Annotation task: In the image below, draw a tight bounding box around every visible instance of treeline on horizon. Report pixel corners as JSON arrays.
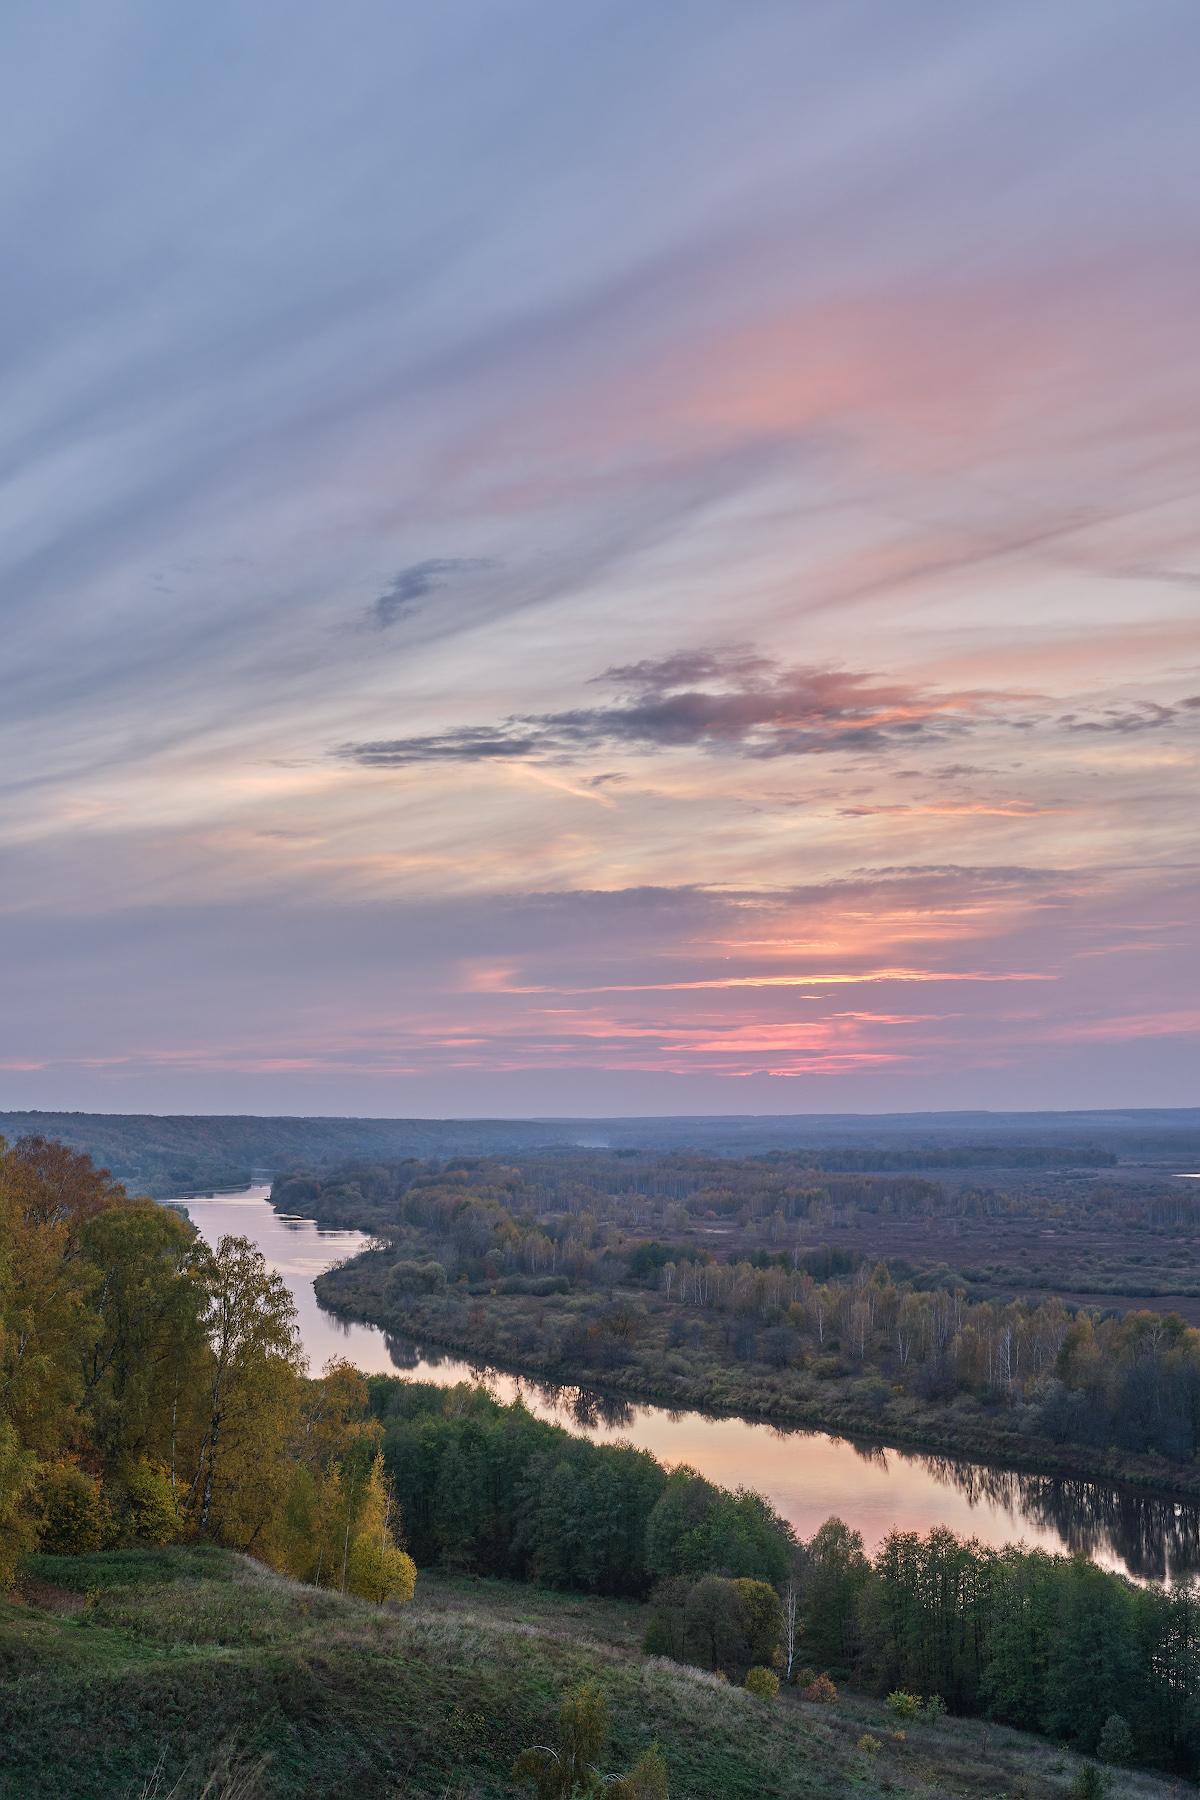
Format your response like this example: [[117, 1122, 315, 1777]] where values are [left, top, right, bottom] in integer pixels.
[[280, 1145, 1200, 1238], [4, 1104, 1196, 1197]]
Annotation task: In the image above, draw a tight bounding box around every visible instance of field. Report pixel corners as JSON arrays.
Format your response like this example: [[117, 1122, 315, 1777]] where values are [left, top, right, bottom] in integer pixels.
[[1, 1546, 1190, 1799], [788, 1183, 1200, 1326]]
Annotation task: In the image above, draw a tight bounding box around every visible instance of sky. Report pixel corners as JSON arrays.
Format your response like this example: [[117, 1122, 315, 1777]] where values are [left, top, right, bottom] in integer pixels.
[[2, 0, 1198, 1117]]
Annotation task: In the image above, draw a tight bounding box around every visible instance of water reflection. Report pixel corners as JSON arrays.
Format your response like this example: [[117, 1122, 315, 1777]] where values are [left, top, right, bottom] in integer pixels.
[[177, 1184, 1200, 1585], [534, 1383, 637, 1432], [368, 1350, 1200, 1583], [895, 1454, 1200, 1582], [983, 1472, 1200, 1584]]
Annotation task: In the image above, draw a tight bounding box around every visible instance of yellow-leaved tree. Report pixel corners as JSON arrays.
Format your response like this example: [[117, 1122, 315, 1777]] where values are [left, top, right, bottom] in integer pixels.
[[345, 1450, 416, 1605], [272, 1359, 383, 1584], [0, 1135, 381, 1587], [185, 1234, 304, 1550], [1, 1136, 127, 1578]]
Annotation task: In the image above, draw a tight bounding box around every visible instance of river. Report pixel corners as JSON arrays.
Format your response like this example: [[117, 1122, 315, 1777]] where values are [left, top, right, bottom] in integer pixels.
[[178, 1184, 1200, 1586]]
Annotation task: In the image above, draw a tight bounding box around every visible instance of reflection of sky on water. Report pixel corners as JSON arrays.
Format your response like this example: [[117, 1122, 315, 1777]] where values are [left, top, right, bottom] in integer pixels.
[[179, 1187, 1199, 1585], [178, 1187, 392, 1378]]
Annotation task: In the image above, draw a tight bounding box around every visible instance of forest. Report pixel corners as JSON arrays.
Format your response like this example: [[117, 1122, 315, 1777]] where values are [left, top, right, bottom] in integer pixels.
[[9, 1132, 1200, 1789], [0, 1135, 414, 1600], [368, 1374, 1200, 1772], [298, 1151, 1200, 1482], [4, 1104, 1195, 1197]]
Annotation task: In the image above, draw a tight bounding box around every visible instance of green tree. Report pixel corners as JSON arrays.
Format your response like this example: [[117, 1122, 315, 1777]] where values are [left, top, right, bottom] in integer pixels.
[[644, 1468, 720, 1578], [1040, 1556, 1141, 1749], [433, 1440, 478, 1570], [801, 1518, 870, 1677], [683, 1574, 749, 1673], [643, 1576, 691, 1661], [731, 1578, 784, 1669], [123, 1457, 184, 1544], [645, 1467, 792, 1585], [1096, 1712, 1134, 1765], [978, 1545, 1057, 1727], [705, 1490, 794, 1585], [1070, 1766, 1109, 1800], [77, 1201, 205, 1474]]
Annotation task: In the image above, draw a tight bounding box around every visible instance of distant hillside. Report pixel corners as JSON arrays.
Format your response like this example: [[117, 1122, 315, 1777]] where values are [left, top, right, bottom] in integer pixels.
[[1, 1106, 1197, 1197]]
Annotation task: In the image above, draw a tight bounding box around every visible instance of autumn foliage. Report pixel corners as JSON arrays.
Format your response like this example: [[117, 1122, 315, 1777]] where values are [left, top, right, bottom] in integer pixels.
[[0, 1136, 415, 1603]]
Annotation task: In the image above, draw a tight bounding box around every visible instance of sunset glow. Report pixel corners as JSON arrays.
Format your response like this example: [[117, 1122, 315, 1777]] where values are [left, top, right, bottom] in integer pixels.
[[2, 3, 1197, 1113]]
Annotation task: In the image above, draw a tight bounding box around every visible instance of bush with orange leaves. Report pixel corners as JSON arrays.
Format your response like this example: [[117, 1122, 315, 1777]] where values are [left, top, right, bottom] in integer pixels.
[[800, 1672, 838, 1704]]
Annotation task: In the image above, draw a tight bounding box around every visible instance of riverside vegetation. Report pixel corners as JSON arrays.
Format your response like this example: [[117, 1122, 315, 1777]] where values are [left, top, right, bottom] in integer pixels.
[[301, 1151, 1200, 1485], [5, 1134, 1200, 1791]]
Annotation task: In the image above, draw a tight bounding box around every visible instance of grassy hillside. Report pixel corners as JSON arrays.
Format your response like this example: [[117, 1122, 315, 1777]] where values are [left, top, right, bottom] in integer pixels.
[[1, 1547, 1188, 1799]]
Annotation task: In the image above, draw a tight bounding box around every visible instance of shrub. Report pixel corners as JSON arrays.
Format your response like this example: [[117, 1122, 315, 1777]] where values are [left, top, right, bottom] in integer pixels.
[[497, 1274, 570, 1297], [801, 1672, 837, 1704], [36, 1463, 111, 1554], [644, 1572, 783, 1677], [124, 1459, 185, 1545], [886, 1689, 922, 1721], [1096, 1712, 1134, 1765], [611, 1745, 669, 1799], [743, 1666, 779, 1700], [384, 1259, 447, 1300], [1070, 1767, 1109, 1800], [856, 1377, 891, 1416], [514, 1681, 609, 1797], [922, 1693, 946, 1721], [346, 1537, 417, 1605], [857, 1734, 881, 1757]]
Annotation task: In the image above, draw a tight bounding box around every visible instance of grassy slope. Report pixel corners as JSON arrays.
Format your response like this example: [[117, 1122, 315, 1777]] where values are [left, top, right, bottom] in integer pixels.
[[1, 1549, 1191, 1800]]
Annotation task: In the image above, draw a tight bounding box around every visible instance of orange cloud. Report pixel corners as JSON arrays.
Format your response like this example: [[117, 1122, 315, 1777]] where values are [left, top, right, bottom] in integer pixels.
[[480, 967, 1054, 995]]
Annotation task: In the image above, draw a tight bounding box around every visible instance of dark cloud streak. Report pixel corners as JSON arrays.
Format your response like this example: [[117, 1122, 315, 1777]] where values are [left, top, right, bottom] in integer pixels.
[[340, 648, 1200, 770], [1061, 697, 1200, 734], [366, 558, 494, 629], [338, 648, 977, 767]]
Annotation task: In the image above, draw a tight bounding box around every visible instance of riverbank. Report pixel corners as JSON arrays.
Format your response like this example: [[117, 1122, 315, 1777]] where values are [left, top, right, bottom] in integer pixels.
[[316, 1252, 1200, 1508], [170, 1180, 1194, 1580]]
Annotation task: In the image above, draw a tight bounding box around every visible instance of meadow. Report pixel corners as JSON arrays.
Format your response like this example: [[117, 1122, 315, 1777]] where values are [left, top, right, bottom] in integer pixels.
[[3, 1545, 1185, 1799]]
